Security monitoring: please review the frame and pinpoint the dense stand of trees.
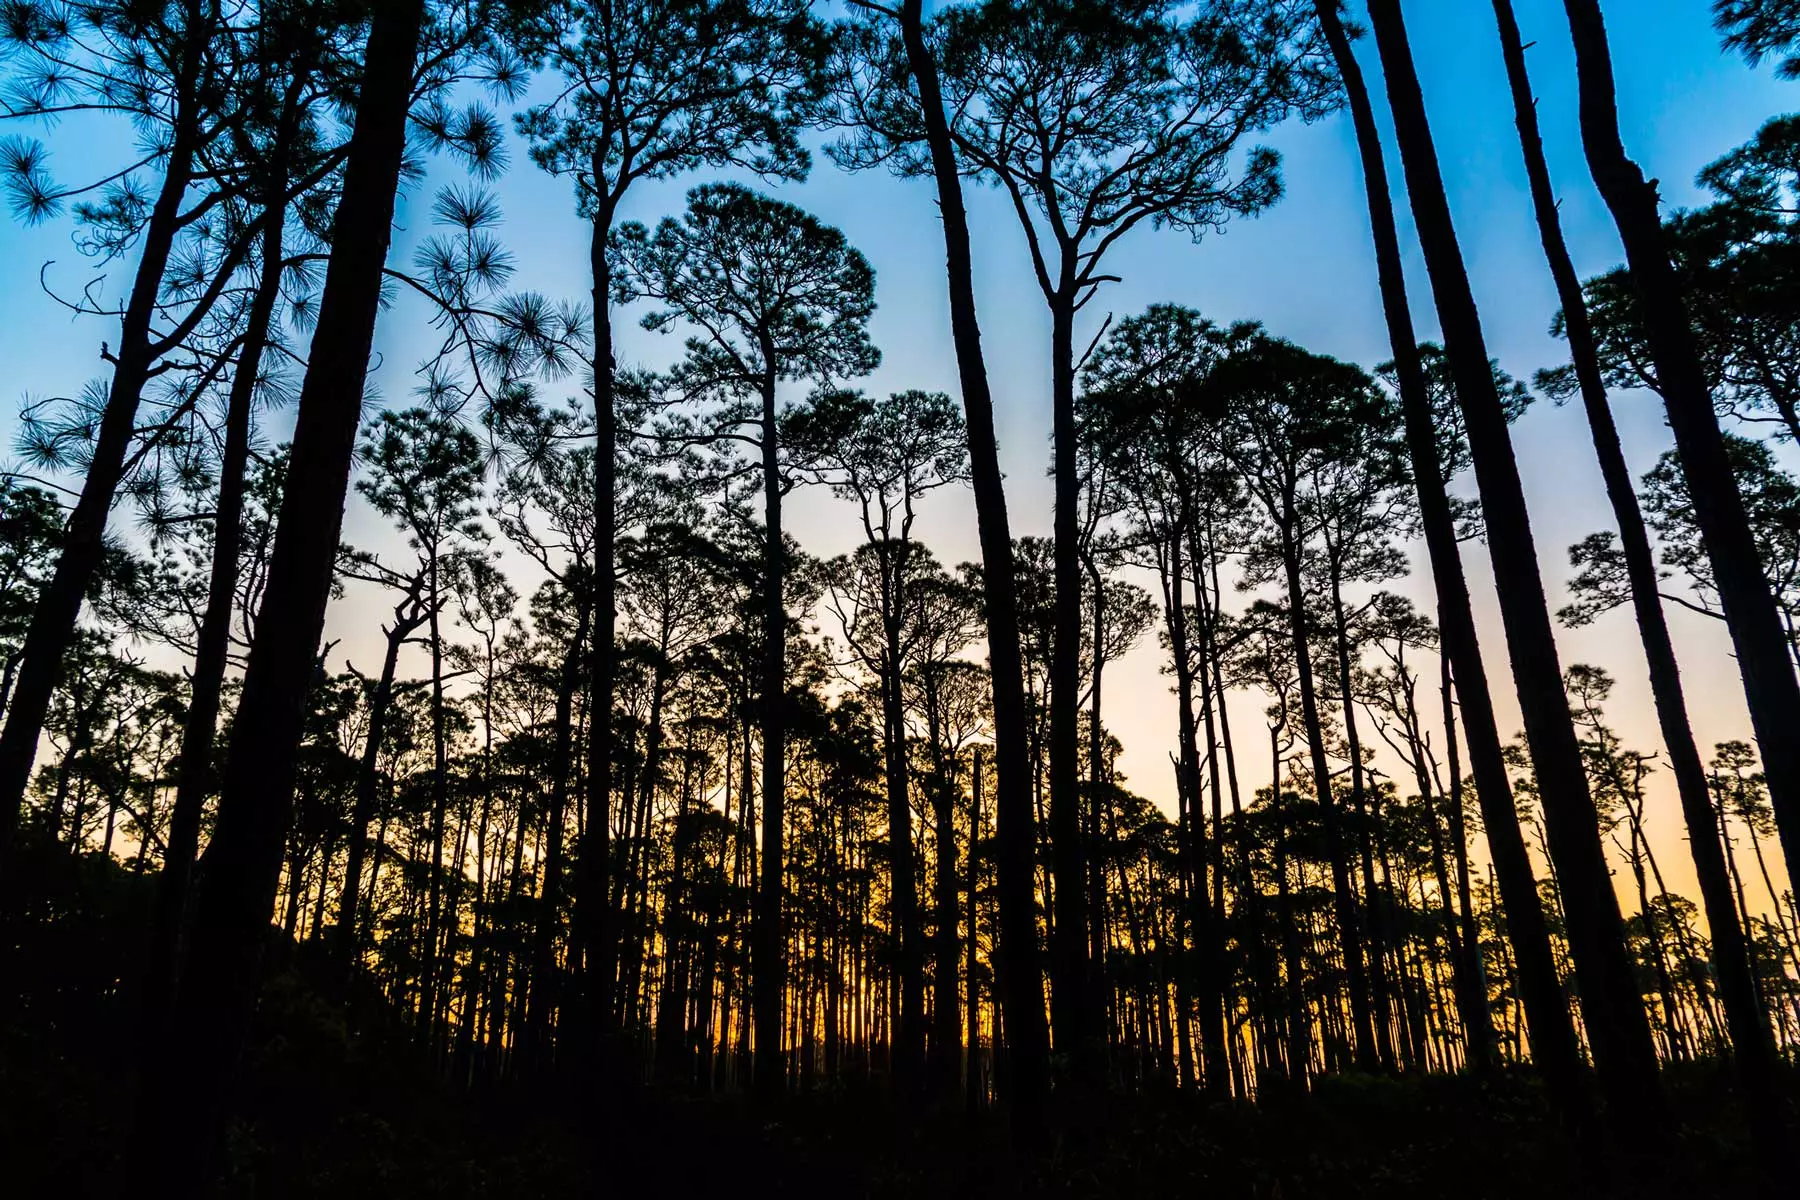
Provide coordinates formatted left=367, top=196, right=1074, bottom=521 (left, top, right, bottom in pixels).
left=1, top=0, right=1797, bottom=1186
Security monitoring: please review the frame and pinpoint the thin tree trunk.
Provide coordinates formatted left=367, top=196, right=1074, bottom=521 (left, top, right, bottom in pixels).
left=967, top=745, right=983, bottom=1112
left=525, top=600, right=592, bottom=1069
left=1562, top=0, right=1800, bottom=886
left=899, top=0, right=1048, bottom=1135
left=754, top=361, right=788, bottom=1099
left=883, top=584, right=925, bottom=1090
left=584, top=191, right=619, bottom=1071
left=423, top=552, right=451, bottom=1041
left=335, top=602, right=423, bottom=971
left=926, top=676, right=961, bottom=1096
left=1165, top=529, right=1228, bottom=1094
left=0, top=18, right=210, bottom=838
left=1278, top=520, right=1376, bottom=1070
left=1048, top=294, right=1094, bottom=1082
left=1328, top=565, right=1397, bottom=1071
left=142, top=199, right=289, bottom=1046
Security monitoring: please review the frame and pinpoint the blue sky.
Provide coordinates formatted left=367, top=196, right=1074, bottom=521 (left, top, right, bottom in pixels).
left=1, top=1, right=1793, bottom=892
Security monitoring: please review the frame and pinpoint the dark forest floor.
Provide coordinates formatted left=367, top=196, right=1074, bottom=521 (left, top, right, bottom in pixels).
left=1, top=847, right=1785, bottom=1199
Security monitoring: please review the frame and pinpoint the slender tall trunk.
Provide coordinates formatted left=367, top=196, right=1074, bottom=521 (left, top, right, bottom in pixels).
left=1327, top=565, right=1397, bottom=1070
left=142, top=201, right=289, bottom=1045
left=1497, top=0, right=1786, bottom=1163
left=1311, top=0, right=1588, bottom=1121
left=1563, top=0, right=1800, bottom=889
left=584, top=189, right=619, bottom=1056
left=423, top=552, right=451, bottom=1040
left=1048, top=294, right=1093, bottom=1078
left=926, top=677, right=961, bottom=1096
left=0, top=12, right=210, bottom=839
left=883, top=571, right=925, bottom=1090
left=525, top=600, right=591, bottom=1067
left=1165, top=529, right=1228, bottom=1093
left=1403, top=665, right=1493, bottom=1069
left=1086, top=545, right=1109, bottom=979
left=1367, top=0, right=1667, bottom=1144
left=334, top=601, right=424, bottom=970
left=654, top=755, right=694, bottom=1085
left=966, top=745, right=983, bottom=1111
left=1278, top=520, right=1376, bottom=1069
left=753, top=361, right=788, bottom=1099
left=1269, top=750, right=1309, bottom=1085
left=140, top=5, right=427, bottom=1188
left=899, top=0, right=1048, bottom=1134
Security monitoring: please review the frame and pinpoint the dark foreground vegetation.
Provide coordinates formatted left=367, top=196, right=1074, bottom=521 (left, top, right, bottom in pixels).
left=2, top=840, right=1789, bottom=1198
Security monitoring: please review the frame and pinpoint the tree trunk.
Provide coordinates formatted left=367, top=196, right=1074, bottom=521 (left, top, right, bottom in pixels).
left=1312, top=0, right=1588, bottom=1120
left=1368, top=0, right=1668, bottom=1143
left=1048, top=294, right=1093, bottom=1081
left=583, top=189, right=619, bottom=1063
left=753, top=362, right=788, bottom=1099
left=142, top=199, right=289, bottom=1047
left=140, top=4, right=427, bottom=1188
left=1164, top=529, right=1228, bottom=1094
left=1403, top=662, right=1493, bottom=1069
left=1328, top=564, right=1397, bottom=1071
left=1564, top=0, right=1800, bottom=888
left=899, top=0, right=1048, bottom=1135
left=1278, top=519, right=1376, bottom=1070
left=883, top=574, right=925, bottom=1090
left=334, top=602, right=422, bottom=972
left=423, top=552, right=451, bottom=1043
left=1499, top=0, right=1785, bottom=1163
left=525, top=599, right=591, bottom=1070
left=654, top=751, right=694, bottom=1085
left=925, top=675, right=961, bottom=1096
left=0, top=48, right=207, bottom=840
left=966, top=745, right=983, bottom=1112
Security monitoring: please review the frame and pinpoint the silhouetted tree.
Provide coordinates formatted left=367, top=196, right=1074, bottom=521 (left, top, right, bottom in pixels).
left=1310, top=0, right=1586, bottom=1117
left=1564, top=0, right=1800, bottom=923
left=617, top=182, right=877, bottom=1095
left=1494, top=0, right=1785, bottom=1165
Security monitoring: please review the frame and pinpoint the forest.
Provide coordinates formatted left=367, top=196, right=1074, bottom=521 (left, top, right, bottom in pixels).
left=0, top=0, right=1797, bottom=1195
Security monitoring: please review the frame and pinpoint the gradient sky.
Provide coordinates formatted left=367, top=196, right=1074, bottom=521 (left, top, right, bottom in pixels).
left=1, top=1, right=1793, bottom=902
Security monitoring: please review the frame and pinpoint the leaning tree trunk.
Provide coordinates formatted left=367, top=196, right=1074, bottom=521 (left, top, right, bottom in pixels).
left=899, top=0, right=1049, bottom=1137
left=141, top=198, right=289, bottom=1049
left=139, top=3, right=427, bottom=1189
left=1310, top=0, right=1588, bottom=1123
left=1498, top=0, right=1786, bottom=1165
left=0, top=40, right=208, bottom=840
left=1365, top=0, right=1667, bottom=1149
left=1563, top=0, right=1800, bottom=907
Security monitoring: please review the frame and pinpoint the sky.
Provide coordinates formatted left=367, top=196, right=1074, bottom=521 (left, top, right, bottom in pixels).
left=0, top=1, right=1794, bottom=904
